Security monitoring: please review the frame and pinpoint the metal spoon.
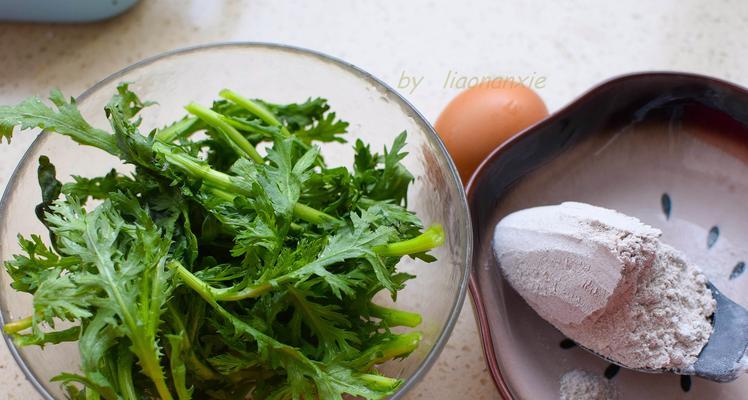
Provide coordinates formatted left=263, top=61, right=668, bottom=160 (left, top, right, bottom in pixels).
left=692, top=283, right=748, bottom=382
left=576, top=282, right=748, bottom=382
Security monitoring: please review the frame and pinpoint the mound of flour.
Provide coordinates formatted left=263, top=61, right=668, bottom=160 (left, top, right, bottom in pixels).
left=559, top=369, right=617, bottom=400
left=494, top=202, right=716, bottom=370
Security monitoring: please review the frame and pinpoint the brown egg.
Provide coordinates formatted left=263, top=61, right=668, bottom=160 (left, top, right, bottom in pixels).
left=434, top=80, right=549, bottom=183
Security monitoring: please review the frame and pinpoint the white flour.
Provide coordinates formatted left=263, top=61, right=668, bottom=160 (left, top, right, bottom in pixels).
left=493, top=202, right=716, bottom=370
left=559, top=369, right=617, bottom=400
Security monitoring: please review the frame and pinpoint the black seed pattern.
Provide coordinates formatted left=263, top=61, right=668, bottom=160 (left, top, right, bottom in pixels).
left=604, top=364, right=620, bottom=379
left=707, top=226, right=719, bottom=249
left=680, top=375, right=692, bottom=392
left=730, top=261, right=745, bottom=280
left=661, top=193, right=671, bottom=220
left=559, top=339, right=576, bottom=349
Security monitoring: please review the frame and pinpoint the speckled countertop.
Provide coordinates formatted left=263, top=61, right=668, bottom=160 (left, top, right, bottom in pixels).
left=0, top=1, right=746, bottom=399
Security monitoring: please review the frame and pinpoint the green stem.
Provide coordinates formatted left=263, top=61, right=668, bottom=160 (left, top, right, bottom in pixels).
left=209, top=187, right=238, bottom=203
left=171, top=261, right=274, bottom=301
left=166, top=304, right=220, bottom=381
left=373, top=224, right=445, bottom=256
left=153, top=142, right=250, bottom=196
left=226, top=367, right=276, bottom=383
left=350, top=332, right=422, bottom=370
left=3, top=316, right=32, bottom=334
left=219, top=115, right=276, bottom=138
left=185, top=103, right=264, bottom=163
left=173, top=263, right=368, bottom=399
left=358, top=373, right=402, bottom=392
left=292, top=203, right=339, bottom=225
left=172, top=222, right=441, bottom=304
left=12, top=326, right=80, bottom=347
left=219, top=89, right=291, bottom=137
left=154, top=138, right=339, bottom=227
left=155, top=117, right=201, bottom=143
left=220, top=116, right=261, bottom=133
left=116, top=346, right=138, bottom=400
left=85, top=388, right=101, bottom=400
left=368, top=303, right=422, bottom=327
left=172, top=261, right=333, bottom=395
left=139, top=347, right=173, bottom=400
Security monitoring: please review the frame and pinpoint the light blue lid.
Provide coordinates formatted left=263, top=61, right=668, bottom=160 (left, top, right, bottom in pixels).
left=0, top=0, right=140, bottom=23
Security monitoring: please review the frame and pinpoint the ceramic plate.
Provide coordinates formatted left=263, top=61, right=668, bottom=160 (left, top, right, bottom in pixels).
left=468, top=73, right=748, bottom=399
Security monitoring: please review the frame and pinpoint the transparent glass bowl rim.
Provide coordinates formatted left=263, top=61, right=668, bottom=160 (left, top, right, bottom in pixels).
left=0, top=42, right=473, bottom=400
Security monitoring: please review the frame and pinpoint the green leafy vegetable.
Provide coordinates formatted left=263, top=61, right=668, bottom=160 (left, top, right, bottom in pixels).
left=0, top=90, right=117, bottom=153
left=0, top=84, right=444, bottom=399
left=354, top=132, right=414, bottom=205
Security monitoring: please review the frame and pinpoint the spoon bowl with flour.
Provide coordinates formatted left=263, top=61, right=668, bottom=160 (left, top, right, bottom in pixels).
left=492, top=202, right=748, bottom=382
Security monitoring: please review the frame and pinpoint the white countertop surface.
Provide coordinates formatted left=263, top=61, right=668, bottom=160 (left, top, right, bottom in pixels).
left=0, top=1, right=747, bottom=398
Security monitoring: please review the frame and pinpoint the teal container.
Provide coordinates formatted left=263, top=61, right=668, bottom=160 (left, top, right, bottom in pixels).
left=0, top=0, right=140, bottom=22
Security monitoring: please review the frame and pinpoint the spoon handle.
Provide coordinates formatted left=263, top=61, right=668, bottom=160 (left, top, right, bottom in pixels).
left=693, top=283, right=748, bottom=382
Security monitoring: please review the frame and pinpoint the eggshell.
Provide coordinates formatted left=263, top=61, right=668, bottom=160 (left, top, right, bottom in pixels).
left=435, top=80, right=549, bottom=182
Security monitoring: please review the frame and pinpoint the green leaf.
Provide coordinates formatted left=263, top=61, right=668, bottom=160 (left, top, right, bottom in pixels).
left=0, top=89, right=117, bottom=154
left=206, top=352, right=260, bottom=376
left=110, top=82, right=155, bottom=124
left=300, top=166, right=355, bottom=216
left=295, top=112, right=349, bottom=144
left=76, top=311, right=121, bottom=399
left=4, top=234, right=78, bottom=294
left=287, top=286, right=359, bottom=359
left=258, top=97, right=329, bottom=131
left=33, top=273, right=95, bottom=323
left=36, top=155, right=62, bottom=206
left=174, top=272, right=399, bottom=400
left=354, top=132, right=414, bottom=205
left=45, top=197, right=175, bottom=400
left=259, top=137, right=319, bottom=216
left=62, top=170, right=134, bottom=200
left=106, top=97, right=156, bottom=169
left=283, top=213, right=395, bottom=298
left=52, top=372, right=119, bottom=400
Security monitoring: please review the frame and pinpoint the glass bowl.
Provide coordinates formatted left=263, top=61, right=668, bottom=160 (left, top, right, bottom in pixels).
left=0, top=43, right=472, bottom=399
